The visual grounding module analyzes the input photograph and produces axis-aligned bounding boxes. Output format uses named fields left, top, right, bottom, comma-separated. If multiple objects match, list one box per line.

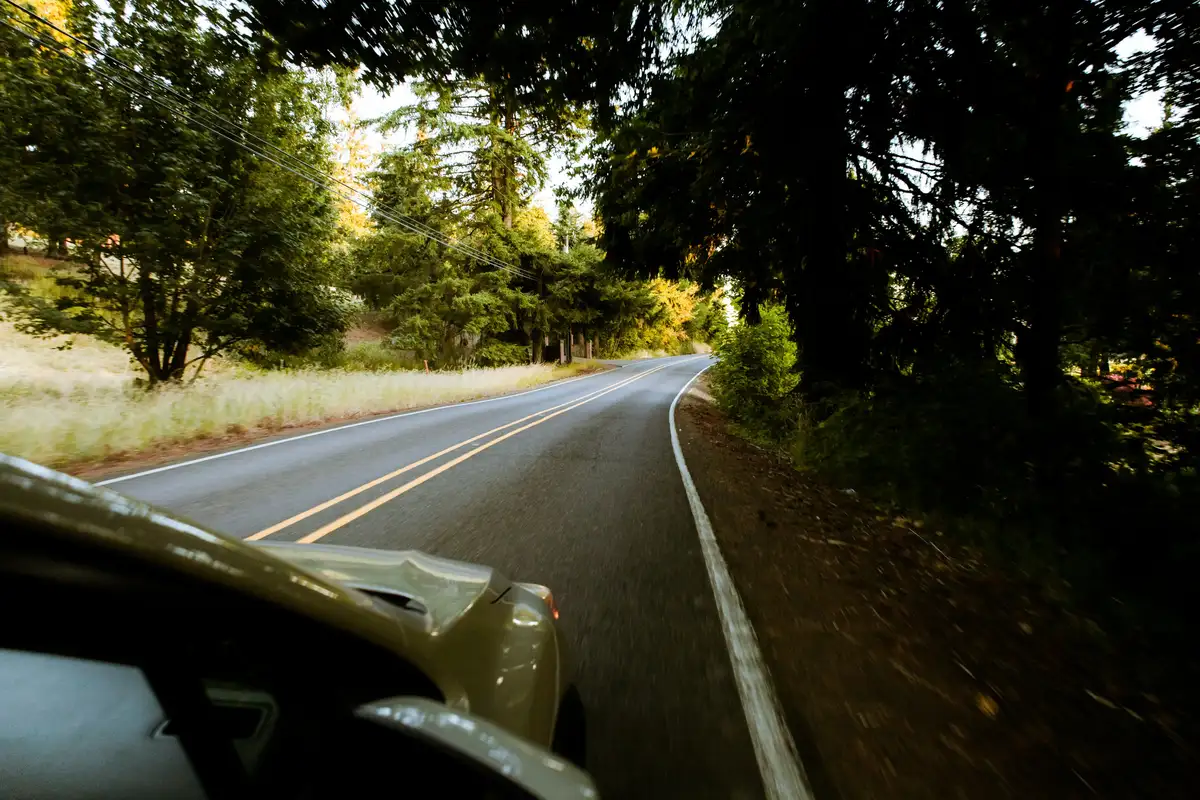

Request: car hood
left=252, top=542, right=506, bottom=636
left=1, top=454, right=563, bottom=745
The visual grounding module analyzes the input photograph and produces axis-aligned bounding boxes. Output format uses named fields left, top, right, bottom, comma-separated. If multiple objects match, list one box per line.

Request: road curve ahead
left=106, top=355, right=765, bottom=798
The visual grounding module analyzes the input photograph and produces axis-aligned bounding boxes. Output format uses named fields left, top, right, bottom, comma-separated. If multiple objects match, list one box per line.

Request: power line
left=0, top=1, right=533, bottom=279
left=0, top=1, right=537, bottom=281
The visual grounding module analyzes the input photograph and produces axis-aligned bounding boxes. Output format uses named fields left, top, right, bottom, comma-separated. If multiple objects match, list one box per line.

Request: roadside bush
left=473, top=340, right=530, bottom=367
left=240, top=340, right=421, bottom=372
left=708, top=303, right=800, bottom=439
left=338, top=342, right=420, bottom=371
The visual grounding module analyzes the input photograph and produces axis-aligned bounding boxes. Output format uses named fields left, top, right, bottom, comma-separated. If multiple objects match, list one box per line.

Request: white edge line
left=669, top=363, right=813, bottom=800
left=96, top=366, right=622, bottom=487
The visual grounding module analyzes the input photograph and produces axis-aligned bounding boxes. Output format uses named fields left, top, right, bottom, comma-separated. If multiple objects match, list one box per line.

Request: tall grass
left=0, top=253, right=59, bottom=281
left=1, top=362, right=576, bottom=467
left=0, top=320, right=137, bottom=396
left=0, top=312, right=589, bottom=467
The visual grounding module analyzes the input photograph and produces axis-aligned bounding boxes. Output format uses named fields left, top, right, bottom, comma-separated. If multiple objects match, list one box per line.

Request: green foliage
left=1, top=0, right=741, bottom=389
left=792, top=368, right=1200, bottom=607
left=383, top=260, right=534, bottom=368
left=337, top=342, right=419, bottom=371
left=375, top=78, right=576, bottom=230
left=514, top=207, right=557, bottom=253
left=685, top=292, right=729, bottom=344
left=352, top=102, right=701, bottom=367
left=709, top=304, right=800, bottom=437
left=241, top=340, right=420, bottom=372
left=473, top=340, right=530, bottom=367
left=553, top=200, right=586, bottom=252
left=636, top=278, right=696, bottom=352
left=243, top=0, right=668, bottom=129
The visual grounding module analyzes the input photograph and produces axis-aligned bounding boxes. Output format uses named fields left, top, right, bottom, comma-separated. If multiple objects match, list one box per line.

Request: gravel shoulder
left=678, top=384, right=1197, bottom=800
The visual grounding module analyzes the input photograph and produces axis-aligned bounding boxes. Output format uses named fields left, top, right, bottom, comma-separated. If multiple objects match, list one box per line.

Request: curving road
left=101, top=355, right=767, bottom=799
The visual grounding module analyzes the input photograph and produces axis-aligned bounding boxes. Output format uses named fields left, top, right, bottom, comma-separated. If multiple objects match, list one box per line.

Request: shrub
left=339, top=342, right=420, bottom=371
left=709, top=303, right=800, bottom=438
left=238, top=340, right=422, bottom=372
left=473, top=340, right=530, bottom=367
left=792, top=367, right=1029, bottom=517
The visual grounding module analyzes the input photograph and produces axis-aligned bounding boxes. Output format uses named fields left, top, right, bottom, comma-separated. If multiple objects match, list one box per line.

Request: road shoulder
left=677, top=384, right=1194, bottom=800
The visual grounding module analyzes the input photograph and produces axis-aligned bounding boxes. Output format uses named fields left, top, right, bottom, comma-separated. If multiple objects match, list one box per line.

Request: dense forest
left=0, top=0, right=723, bottom=384
left=246, top=0, right=1198, bottom=610
left=3, top=0, right=1199, bottom=611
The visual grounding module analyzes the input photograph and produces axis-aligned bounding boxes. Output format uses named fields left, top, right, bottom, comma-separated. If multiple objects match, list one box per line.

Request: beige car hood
left=253, top=542, right=506, bottom=636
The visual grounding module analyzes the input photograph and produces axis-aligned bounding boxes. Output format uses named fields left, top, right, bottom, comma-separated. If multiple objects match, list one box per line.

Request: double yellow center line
left=247, top=361, right=681, bottom=544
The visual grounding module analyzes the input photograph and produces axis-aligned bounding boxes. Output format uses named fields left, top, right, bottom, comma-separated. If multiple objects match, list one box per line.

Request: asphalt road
left=106, top=355, right=765, bottom=798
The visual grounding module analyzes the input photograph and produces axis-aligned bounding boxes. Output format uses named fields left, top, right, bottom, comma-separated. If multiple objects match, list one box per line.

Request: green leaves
left=241, top=0, right=668, bottom=126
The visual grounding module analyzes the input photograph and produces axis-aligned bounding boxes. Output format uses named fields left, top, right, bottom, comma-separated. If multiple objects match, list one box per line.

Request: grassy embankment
left=1, top=254, right=595, bottom=469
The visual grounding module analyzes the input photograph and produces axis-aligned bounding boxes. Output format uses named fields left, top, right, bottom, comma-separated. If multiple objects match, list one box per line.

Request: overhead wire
left=0, top=1, right=537, bottom=281
left=0, top=1, right=535, bottom=280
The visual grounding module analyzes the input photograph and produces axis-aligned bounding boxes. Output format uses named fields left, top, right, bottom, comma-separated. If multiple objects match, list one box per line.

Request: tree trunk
left=502, top=96, right=516, bottom=230
left=742, top=279, right=763, bottom=324
left=164, top=313, right=194, bottom=382
left=1021, top=242, right=1063, bottom=427
left=533, top=269, right=546, bottom=362
left=1017, top=3, right=1075, bottom=501
left=0, top=212, right=9, bottom=255
left=1020, top=5, right=1071, bottom=429
left=46, top=230, right=65, bottom=258
left=489, top=90, right=506, bottom=225
left=139, top=269, right=164, bottom=383
left=1084, top=340, right=1101, bottom=379
left=787, top=0, right=864, bottom=403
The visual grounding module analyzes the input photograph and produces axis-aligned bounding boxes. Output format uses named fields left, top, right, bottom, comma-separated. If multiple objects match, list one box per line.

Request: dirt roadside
left=677, top=385, right=1196, bottom=799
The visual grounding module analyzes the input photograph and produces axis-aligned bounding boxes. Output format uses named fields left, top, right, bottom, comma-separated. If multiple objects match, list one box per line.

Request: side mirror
left=354, top=696, right=598, bottom=799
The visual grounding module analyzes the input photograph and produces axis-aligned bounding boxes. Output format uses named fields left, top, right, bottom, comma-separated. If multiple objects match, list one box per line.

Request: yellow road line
left=292, top=361, right=678, bottom=545
left=246, top=362, right=675, bottom=542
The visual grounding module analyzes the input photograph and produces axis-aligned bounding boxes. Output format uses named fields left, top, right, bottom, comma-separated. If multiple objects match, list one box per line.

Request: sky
left=338, top=31, right=1168, bottom=224
left=1117, top=31, right=1167, bottom=136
